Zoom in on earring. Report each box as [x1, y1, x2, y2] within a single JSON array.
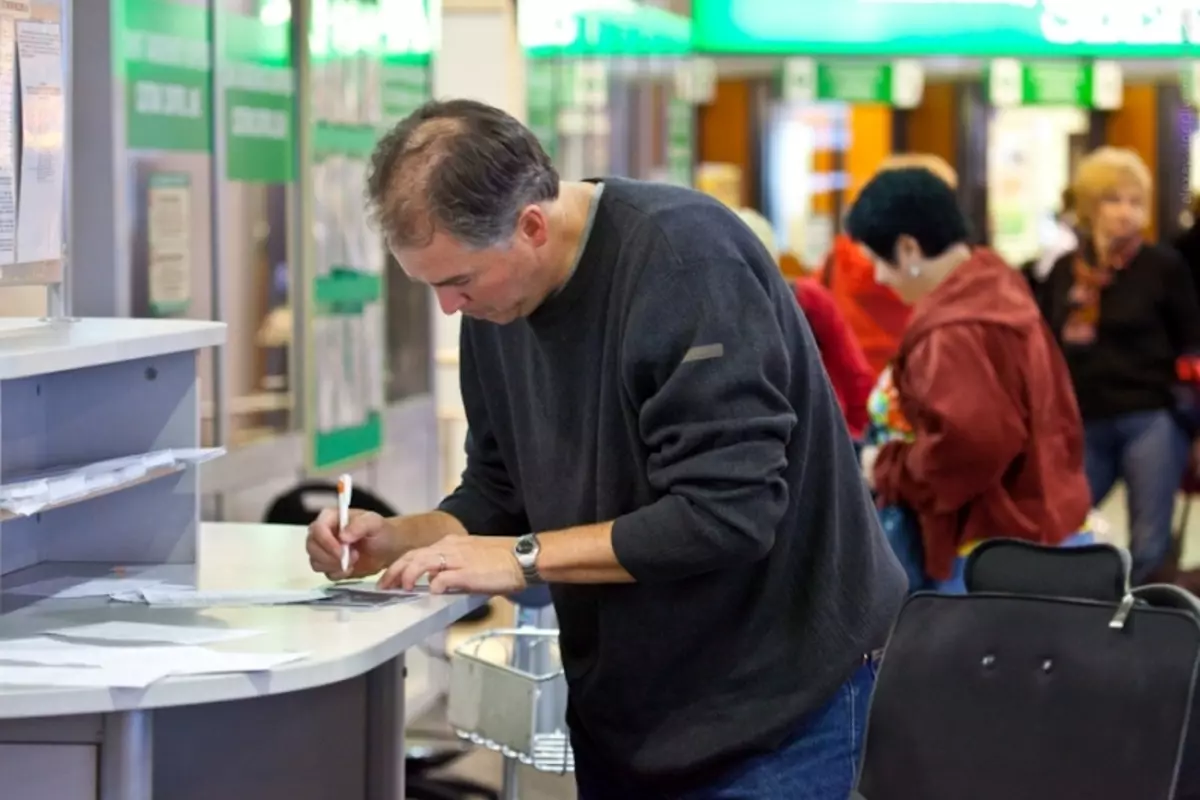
[[909, 265, 921, 277]]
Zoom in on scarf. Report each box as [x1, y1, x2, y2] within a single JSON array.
[[1062, 235, 1143, 346]]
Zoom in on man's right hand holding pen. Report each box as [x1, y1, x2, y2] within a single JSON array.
[[305, 509, 468, 581]]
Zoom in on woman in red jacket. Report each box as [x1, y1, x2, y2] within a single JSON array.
[[737, 209, 874, 439], [845, 168, 1093, 591]]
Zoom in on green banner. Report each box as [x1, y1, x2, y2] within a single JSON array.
[[381, 58, 432, 122], [122, 0, 212, 152], [694, 0, 1200, 58], [988, 59, 1124, 109], [224, 11, 295, 183]]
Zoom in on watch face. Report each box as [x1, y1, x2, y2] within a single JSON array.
[[516, 538, 535, 555]]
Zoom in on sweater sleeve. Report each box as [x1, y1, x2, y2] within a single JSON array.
[[1161, 246, 1200, 356], [437, 327, 531, 536], [795, 280, 875, 437], [611, 238, 798, 582], [873, 325, 1027, 515]]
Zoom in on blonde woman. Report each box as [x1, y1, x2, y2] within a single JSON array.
[[1038, 147, 1200, 585]]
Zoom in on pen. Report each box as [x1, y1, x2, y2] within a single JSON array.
[[337, 474, 352, 574]]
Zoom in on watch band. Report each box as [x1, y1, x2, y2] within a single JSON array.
[[515, 533, 543, 584]]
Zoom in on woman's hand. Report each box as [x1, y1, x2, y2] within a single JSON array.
[[860, 445, 880, 490]]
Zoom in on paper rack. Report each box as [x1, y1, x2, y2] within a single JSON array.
[[447, 628, 574, 774]]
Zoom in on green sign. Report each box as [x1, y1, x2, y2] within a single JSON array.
[[780, 58, 925, 108], [519, 0, 691, 58], [121, 0, 212, 152], [693, 0, 1200, 58], [381, 59, 432, 121], [224, 11, 295, 183], [666, 97, 694, 187], [526, 62, 563, 162], [310, 270, 385, 471], [987, 59, 1124, 109]]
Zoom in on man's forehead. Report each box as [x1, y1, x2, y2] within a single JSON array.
[[394, 232, 479, 283]]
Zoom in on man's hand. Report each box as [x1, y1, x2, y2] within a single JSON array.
[[306, 509, 400, 580], [378, 536, 526, 596]]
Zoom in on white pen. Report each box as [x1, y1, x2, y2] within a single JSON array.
[[337, 474, 352, 574]]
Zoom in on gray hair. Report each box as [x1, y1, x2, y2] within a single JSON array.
[[366, 99, 560, 250]]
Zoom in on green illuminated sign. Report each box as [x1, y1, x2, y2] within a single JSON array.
[[519, 0, 691, 58], [780, 59, 925, 107], [693, 0, 1200, 58], [224, 11, 295, 183], [987, 59, 1124, 109]]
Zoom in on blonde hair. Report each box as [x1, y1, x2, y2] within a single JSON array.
[[878, 153, 959, 189], [1072, 147, 1152, 229], [736, 208, 779, 261]]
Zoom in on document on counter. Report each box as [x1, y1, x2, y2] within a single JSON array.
[[0, 637, 308, 685], [0, 664, 170, 689], [46, 622, 261, 646], [9, 576, 192, 599], [14, 20, 63, 264], [325, 579, 422, 598], [110, 587, 331, 608]]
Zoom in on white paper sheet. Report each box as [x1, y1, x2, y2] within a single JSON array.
[[9, 577, 190, 599], [111, 588, 330, 608], [14, 20, 63, 263], [0, 638, 307, 683], [0, 664, 169, 688], [325, 579, 422, 598], [46, 622, 260, 646]]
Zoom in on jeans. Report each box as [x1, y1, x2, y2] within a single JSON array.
[[573, 660, 876, 800], [1084, 409, 1190, 584]]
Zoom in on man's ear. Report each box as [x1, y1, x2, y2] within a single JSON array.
[[516, 205, 550, 247]]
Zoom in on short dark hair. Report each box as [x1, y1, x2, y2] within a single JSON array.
[[845, 167, 970, 264], [366, 99, 560, 249]]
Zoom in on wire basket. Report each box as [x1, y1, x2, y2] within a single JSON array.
[[448, 627, 574, 774]]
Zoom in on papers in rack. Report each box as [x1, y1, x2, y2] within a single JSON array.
[[0, 447, 225, 517], [0, 625, 308, 689]]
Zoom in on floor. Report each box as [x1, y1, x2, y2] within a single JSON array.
[[419, 485, 1200, 799]]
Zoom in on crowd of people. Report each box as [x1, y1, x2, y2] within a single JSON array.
[[745, 147, 1200, 595]]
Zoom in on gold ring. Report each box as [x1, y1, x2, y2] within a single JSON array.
[[438, 553, 447, 573]]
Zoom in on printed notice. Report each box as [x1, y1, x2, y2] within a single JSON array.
[[0, 17, 17, 264], [147, 173, 192, 315], [14, 20, 63, 264]]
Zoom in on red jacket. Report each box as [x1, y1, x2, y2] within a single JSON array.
[[794, 278, 874, 438], [818, 234, 913, 375], [873, 249, 1091, 580]]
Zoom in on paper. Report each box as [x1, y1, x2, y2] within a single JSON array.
[[47, 622, 260, 645], [0, 17, 17, 265], [326, 579, 421, 598], [9, 576, 191, 599], [14, 20, 63, 264], [147, 172, 192, 316], [169, 447, 225, 465], [0, 664, 169, 689], [111, 588, 330, 608], [0, 638, 307, 684]]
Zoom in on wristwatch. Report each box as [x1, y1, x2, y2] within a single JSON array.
[[513, 533, 543, 585]]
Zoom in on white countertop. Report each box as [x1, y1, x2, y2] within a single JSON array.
[[0, 317, 226, 379], [0, 523, 483, 719]]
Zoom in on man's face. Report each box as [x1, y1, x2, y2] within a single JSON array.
[[394, 208, 550, 324]]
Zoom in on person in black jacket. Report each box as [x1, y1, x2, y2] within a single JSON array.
[[1039, 147, 1200, 585]]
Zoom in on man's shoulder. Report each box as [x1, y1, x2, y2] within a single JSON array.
[[599, 178, 750, 250]]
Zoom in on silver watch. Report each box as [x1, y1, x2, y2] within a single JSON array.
[[513, 533, 543, 584]]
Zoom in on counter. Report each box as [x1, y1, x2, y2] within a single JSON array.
[[0, 522, 484, 800]]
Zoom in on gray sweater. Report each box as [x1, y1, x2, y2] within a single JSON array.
[[439, 177, 905, 787]]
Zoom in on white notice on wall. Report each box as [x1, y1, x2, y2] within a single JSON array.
[[0, 17, 17, 265], [14, 20, 62, 264], [147, 173, 192, 315]]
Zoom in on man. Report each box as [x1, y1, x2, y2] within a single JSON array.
[[305, 99, 906, 798]]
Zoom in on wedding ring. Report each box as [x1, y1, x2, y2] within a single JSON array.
[[437, 553, 447, 573]]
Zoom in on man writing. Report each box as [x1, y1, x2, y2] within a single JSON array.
[[305, 99, 905, 798]]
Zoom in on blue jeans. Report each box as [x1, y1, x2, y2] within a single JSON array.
[[573, 660, 876, 800], [1084, 409, 1190, 584]]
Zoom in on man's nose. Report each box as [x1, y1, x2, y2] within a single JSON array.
[[435, 287, 468, 315]]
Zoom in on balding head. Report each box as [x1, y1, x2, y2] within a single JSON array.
[[366, 99, 560, 250]]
